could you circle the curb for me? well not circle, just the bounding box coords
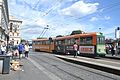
[55,55,120,76]
[104,55,120,60]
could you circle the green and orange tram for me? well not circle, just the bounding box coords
[32,32,106,57]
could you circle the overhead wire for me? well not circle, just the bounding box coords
[33,0,41,10]
[46,1,120,36]
[35,0,63,38]
[18,0,120,38]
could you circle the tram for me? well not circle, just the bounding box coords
[32,32,106,57]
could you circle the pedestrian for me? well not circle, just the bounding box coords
[73,42,78,58]
[12,45,19,59]
[111,45,115,56]
[1,41,6,55]
[18,43,24,59]
[24,43,29,58]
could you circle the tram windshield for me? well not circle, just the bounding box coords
[97,36,105,44]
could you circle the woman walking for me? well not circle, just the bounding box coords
[73,42,78,58]
[24,43,29,58]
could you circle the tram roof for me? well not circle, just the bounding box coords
[55,32,97,40]
[32,38,48,41]
[32,32,102,41]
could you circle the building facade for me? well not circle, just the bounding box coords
[0,0,9,43]
[9,16,22,46]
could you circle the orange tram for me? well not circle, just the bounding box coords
[32,32,106,57]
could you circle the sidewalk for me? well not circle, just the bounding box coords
[105,54,120,60]
[0,57,50,80]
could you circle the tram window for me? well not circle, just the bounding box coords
[80,37,86,44]
[56,41,61,45]
[36,41,38,44]
[39,41,41,44]
[35,41,37,44]
[71,38,75,44]
[74,38,79,44]
[68,39,71,45]
[59,41,61,44]
[65,39,70,45]
[55,41,57,45]
[43,41,46,45]
[97,36,105,44]
[86,37,92,44]
[40,41,42,44]
[44,41,46,45]
[38,41,39,44]
[80,37,92,44]
[46,41,49,44]
[32,41,35,44]
[65,39,67,44]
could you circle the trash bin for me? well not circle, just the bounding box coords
[0,59,3,73]
[0,55,10,74]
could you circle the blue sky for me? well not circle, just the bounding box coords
[8,0,120,40]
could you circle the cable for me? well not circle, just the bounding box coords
[42,0,63,17]
[41,29,48,38]
[39,28,46,38]
[33,0,41,10]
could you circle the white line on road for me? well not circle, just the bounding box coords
[28,57,62,80]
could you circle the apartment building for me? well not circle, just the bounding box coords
[9,16,22,46]
[0,0,9,43]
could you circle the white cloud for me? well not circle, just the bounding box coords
[89,16,110,22]
[35,18,48,26]
[59,1,99,17]
[90,17,98,21]
[104,16,110,20]
[8,0,116,40]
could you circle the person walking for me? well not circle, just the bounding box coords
[111,45,115,56]
[73,42,78,58]
[24,43,29,58]
[1,43,6,55]
[18,43,24,59]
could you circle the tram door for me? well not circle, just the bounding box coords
[55,40,65,54]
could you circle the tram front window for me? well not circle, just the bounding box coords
[97,36,105,44]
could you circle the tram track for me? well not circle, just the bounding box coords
[31,55,84,80]
[30,53,118,80]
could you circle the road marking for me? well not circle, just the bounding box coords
[28,57,62,80]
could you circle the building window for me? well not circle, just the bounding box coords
[10,23,13,32]
[17,41,19,44]
[17,33,19,36]
[15,27,17,32]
